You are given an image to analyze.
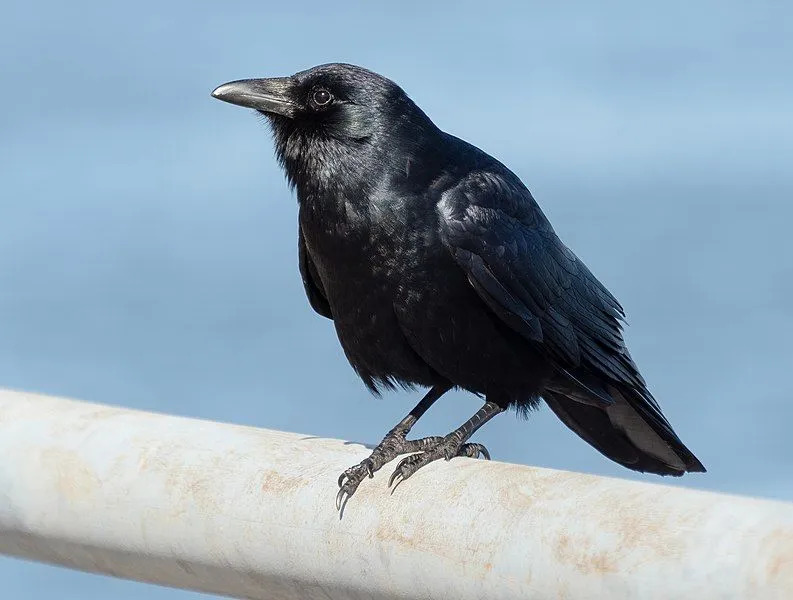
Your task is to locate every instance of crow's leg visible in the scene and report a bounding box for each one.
[336,384,450,510]
[388,399,505,490]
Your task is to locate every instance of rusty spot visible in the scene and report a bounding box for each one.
[552,532,617,575]
[159,462,224,514]
[39,448,100,503]
[374,513,497,581]
[762,527,793,585]
[602,492,690,565]
[496,468,582,515]
[260,470,305,495]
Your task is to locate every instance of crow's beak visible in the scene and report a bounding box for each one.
[211,77,297,118]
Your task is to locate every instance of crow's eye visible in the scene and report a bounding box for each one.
[312,89,332,107]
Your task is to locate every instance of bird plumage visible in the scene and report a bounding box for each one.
[212,62,704,483]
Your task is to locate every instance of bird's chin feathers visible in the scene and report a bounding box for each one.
[264,113,371,196]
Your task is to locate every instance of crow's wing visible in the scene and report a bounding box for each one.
[298,228,333,319]
[437,170,704,474]
[437,170,636,390]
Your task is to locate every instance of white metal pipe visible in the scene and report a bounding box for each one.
[0,389,790,599]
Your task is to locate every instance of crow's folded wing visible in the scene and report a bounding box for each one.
[436,171,705,474]
[437,171,637,384]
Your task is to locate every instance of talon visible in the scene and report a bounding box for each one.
[459,442,491,460]
[388,459,408,488]
[389,454,423,488]
[388,466,400,488]
[334,433,430,505]
[334,411,495,505]
[389,473,405,493]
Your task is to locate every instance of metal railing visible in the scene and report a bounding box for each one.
[0,388,790,599]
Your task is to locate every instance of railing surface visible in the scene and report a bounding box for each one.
[0,389,791,599]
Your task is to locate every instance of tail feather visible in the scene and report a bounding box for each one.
[545,383,705,476]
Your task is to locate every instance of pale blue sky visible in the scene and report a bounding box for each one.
[1,1,791,597]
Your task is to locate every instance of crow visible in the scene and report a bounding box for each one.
[212,63,705,510]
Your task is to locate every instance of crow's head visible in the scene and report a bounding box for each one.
[212,63,437,189]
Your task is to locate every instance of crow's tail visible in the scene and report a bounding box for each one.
[544,382,705,476]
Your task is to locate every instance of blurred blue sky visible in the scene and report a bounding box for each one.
[1,1,791,597]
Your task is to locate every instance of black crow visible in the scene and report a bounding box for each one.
[212,63,705,510]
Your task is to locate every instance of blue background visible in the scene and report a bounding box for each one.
[1,1,791,597]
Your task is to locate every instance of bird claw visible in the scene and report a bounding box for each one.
[387,458,409,488]
[336,431,491,512]
[335,460,373,513]
[387,469,405,493]
[337,458,374,488]
[336,483,354,513]
[335,433,412,512]
[459,442,490,460]
[387,441,491,490]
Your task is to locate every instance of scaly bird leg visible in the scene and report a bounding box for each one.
[336,384,450,510]
[388,399,505,490]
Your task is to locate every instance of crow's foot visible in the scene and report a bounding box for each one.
[335,393,501,515]
[335,425,443,511]
[387,436,491,490]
